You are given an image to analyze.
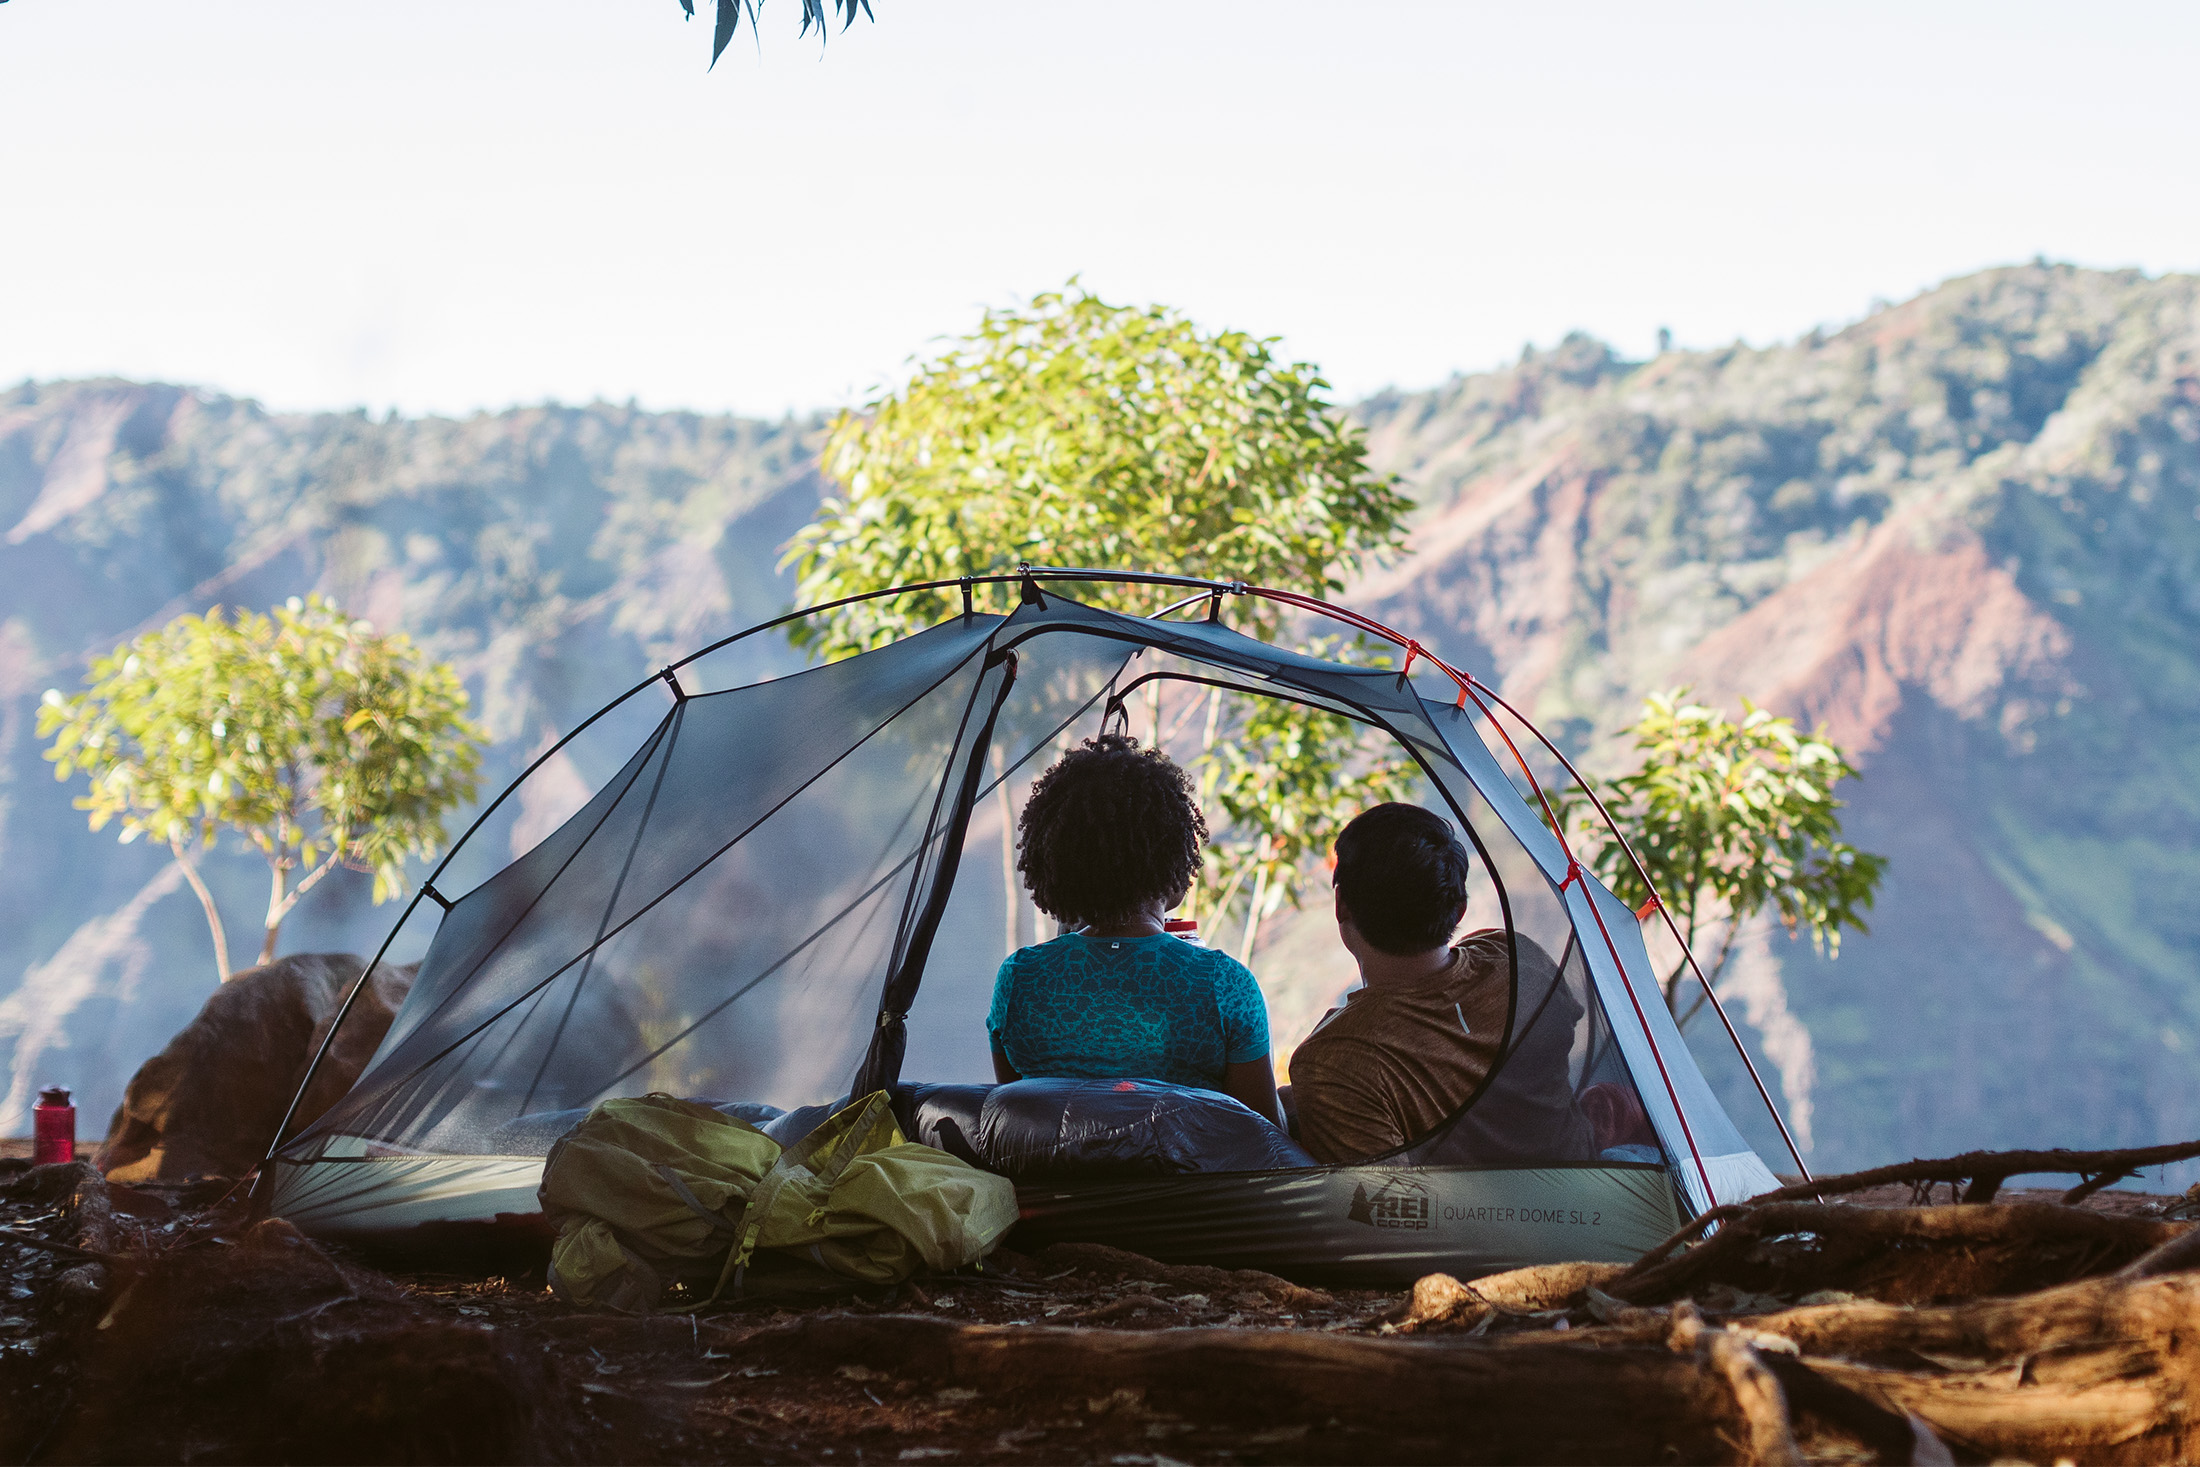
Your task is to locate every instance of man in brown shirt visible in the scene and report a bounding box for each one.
[1289,803,1578,1164]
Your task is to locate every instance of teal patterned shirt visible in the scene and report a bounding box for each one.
[986,932,1272,1090]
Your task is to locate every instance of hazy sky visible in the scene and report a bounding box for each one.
[4,2,2196,419]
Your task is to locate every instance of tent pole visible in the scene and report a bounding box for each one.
[1446,678,1720,1211]
[1461,682,1816,1189]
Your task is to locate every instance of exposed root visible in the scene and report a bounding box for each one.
[1608,1200,2185,1305]
[1749,1138,2200,1206]
[1032,1240,1333,1310]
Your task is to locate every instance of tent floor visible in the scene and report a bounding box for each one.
[270,1152,1681,1285]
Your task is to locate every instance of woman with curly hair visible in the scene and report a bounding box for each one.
[986,733,1282,1127]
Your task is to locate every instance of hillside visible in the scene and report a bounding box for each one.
[0,386,828,1133]
[2,262,2195,1183]
[1354,262,2200,1175]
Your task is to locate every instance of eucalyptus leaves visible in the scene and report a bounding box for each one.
[39,595,484,982]
[786,283,1415,957]
[1559,690,1887,1023]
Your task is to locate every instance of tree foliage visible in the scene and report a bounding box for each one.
[785,284,1417,952]
[1557,689,1887,1022]
[679,0,874,71]
[1199,688,1418,961]
[39,595,485,981]
[786,284,1412,658]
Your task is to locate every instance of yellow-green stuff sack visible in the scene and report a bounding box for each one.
[540,1092,1017,1310]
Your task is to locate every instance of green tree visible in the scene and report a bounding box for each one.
[1557,690,1887,1024]
[1202,689,1418,962]
[39,595,486,983]
[786,283,1417,953]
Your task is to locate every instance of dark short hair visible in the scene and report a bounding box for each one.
[1333,803,1472,955]
[1017,733,1207,928]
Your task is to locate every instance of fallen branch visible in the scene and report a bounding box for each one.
[1744,1271,2200,1462]
[729,1311,1762,1463]
[1667,1304,1803,1467]
[0,1227,112,1264]
[1750,1138,2200,1206]
[1033,1241,1332,1310]
[1606,1201,2184,1306]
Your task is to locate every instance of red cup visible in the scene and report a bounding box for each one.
[32,1086,75,1166]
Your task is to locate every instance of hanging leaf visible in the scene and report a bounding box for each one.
[711,0,748,68]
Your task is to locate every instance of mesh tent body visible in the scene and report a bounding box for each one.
[267,582,1784,1284]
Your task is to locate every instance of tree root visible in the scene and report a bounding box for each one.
[1750,1137,2200,1206]
[1033,1240,1333,1310]
[725,1253,2200,1464]
[1606,1200,2185,1306]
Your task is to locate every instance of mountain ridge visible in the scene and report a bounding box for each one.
[1353,262,2200,1174]
[3,261,2195,1182]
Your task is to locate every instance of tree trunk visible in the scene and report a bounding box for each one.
[260,857,286,966]
[260,848,346,966]
[994,749,1019,955]
[725,1259,2200,1464]
[1237,855,1271,965]
[168,840,231,984]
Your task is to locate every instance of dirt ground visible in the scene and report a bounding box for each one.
[2,1153,2194,1465]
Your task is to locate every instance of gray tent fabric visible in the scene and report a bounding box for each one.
[267,583,1783,1274]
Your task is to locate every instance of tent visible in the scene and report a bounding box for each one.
[262,571,1801,1285]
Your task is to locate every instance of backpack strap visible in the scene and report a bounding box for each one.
[653,1164,744,1237]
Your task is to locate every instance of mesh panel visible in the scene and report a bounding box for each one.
[279,591,1772,1203]
[292,616,1002,1156]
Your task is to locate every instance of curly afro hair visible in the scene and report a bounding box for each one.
[1016,733,1208,928]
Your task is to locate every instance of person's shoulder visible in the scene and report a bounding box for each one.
[1458,928,1559,971]
[1182,943,1260,987]
[1288,1019,1400,1081]
[1291,994,1403,1054]
[1007,933,1086,973]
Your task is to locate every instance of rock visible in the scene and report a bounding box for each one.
[95,954,415,1183]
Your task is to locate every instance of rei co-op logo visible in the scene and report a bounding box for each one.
[1347,1174,1432,1231]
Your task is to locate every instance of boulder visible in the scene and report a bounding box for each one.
[96,953,416,1183]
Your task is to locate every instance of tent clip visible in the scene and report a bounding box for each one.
[960,577,975,623]
[1205,588,1225,623]
[1016,563,1045,608]
[660,667,688,702]
[1634,893,1663,921]
[422,883,452,912]
[876,1008,907,1030]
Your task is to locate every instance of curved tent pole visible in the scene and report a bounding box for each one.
[1182,575,1811,1185]
[1443,675,1718,1210]
[254,572,1120,1178]
[1205,579,1805,1192]
[1449,681,1816,1187]
[261,563,1808,1193]
[254,656,692,1186]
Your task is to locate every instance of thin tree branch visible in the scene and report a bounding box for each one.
[167,838,231,984]
[1678,913,1747,1031]
[262,846,346,963]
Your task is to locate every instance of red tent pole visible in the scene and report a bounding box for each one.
[1231,580,1805,1196]
[1452,680,1816,1188]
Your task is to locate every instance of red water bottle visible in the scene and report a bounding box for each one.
[33,1086,75,1165]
